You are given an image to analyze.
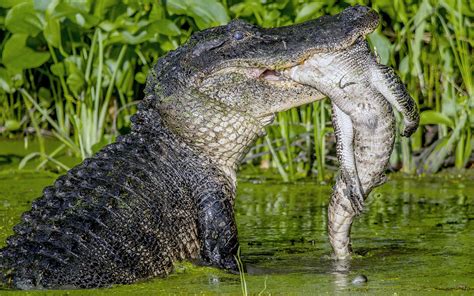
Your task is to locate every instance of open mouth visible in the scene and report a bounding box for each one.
[259,69,282,81]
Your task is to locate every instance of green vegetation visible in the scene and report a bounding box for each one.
[0,0,472,179]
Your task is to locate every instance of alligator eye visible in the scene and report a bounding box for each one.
[233,31,244,40]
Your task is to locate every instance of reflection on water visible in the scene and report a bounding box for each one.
[0,170,473,294]
[235,174,474,293]
[331,259,351,292]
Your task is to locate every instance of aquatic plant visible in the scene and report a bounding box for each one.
[0,0,472,177]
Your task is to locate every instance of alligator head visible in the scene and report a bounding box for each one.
[141,5,380,179]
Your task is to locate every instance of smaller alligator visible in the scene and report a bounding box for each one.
[287,32,419,258]
[0,6,381,289]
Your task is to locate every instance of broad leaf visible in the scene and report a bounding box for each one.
[148,19,181,36]
[420,110,454,127]
[167,0,229,29]
[295,2,324,23]
[0,67,14,93]
[50,62,65,77]
[0,0,28,9]
[5,2,43,36]
[44,17,61,48]
[4,119,21,131]
[368,31,391,65]
[2,34,50,71]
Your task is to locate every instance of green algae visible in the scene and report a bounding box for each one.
[0,141,473,295]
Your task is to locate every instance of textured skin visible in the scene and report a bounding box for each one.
[0,108,223,289]
[287,39,419,259]
[0,6,382,289]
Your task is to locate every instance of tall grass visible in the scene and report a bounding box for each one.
[0,0,472,178]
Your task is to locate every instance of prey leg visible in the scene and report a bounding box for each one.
[370,64,419,137]
[331,103,365,214]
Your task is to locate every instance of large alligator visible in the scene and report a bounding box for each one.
[0,6,417,289]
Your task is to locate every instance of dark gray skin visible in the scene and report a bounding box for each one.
[0,6,380,289]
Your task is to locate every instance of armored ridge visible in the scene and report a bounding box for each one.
[0,103,236,289]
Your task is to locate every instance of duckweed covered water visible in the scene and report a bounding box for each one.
[0,140,473,295]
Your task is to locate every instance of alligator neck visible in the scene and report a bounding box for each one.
[136,92,264,186]
[131,96,241,188]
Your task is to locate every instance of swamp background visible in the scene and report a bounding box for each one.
[0,0,473,294]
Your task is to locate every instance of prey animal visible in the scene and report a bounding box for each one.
[288,35,419,258]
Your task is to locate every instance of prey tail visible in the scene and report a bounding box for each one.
[328,176,357,259]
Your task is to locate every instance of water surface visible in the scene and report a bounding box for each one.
[0,141,473,294]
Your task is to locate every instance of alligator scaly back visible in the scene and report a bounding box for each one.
[0,105,207,289]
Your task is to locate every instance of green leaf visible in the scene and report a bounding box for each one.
[149,4,165,21]
[91,137,110,154]
[52,2,99,28]
[43,17,61,48]
[92,0,119,20]
[410,0,432,78]
[119,31,149,44]
[368,31,391,65]
[230,2,261,18]
[419,110,454,127]
[455,132,465,169]
[34,0,51,11]
[0,0,28,9]
[5,2,43,36]
[38,86,52,103]
[10,68,24,89]
[19,152,41,169]
[148,19,181,36]
[4,119,21,131]
[399,55,409,79]
[0,67,14,93]
[2,34,50,71]
[295,2,324,23]
[50,62,65,77]
[135,72,146,84]
[64,57,85,96]
[167,0,229,29]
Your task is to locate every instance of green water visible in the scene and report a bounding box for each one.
[0,140,473,295]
